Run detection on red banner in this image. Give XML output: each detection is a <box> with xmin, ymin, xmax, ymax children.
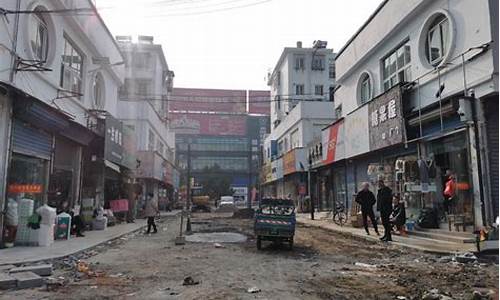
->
<box><xmin>170</xmin><ymin>112</ymin><xmax>247</xmax><ymax>136</ymax></box>
<box><xmin>324</xmin><ymin>121</ymin><xmax>341</xmax><ymax>164</ymax></box>
<box><xmin>248</xmin><ymin>90</ymin><xmax>270</xmax><ymax>115</ymax></box>
<box><xmin>170</xmin><ymin>88</ymin><xmax>246</xmax><ymax>113</ymax></box>
<box><xmin>8</xmin><ymin>184</ymin><xmax>43</xmax><ymax>194</ymax></box>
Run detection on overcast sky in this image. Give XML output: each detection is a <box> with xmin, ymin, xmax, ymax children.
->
<box><xmin>96</xmin><ymin>0</ymin><xmax>382</xmax><ymax>90</ymax></box>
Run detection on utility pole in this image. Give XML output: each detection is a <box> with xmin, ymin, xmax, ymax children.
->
<box><xmin>308</xmin><ymin>154</ymin><xmax>314</xmax><ymax>220</ymax></box>
<box><xmin>186</xmin><ymin>142</ymin><xmax>192</xmax><ymax>233</ymax></box>
<box><xmin>8</xmin><ymin>0</ymin><xmax>21</xmax><ymax>83</ymax></box>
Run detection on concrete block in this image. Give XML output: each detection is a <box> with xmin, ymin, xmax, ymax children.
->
<box><xmin>0</xmin><ymin>273</ymin><xmax>16</xmax><ymax>290</ymax></box>
<box><xmin>10</xmin><ymin>264</ymin><xmax>52</xmax><ymax>276</ymax></box>
<box><xmin>11</xmin><ymin>271</ymin><xmax>45</xmax><ymax>289</ymax></box>
<box><xmin>0</xmin><ymin>265</ymin><xmax>16</xmax><ymax>272</ymax></box>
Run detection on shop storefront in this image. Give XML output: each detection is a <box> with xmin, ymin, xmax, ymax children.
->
<box><xmin>6</xmin><ymin>90</ymin><xmax>70</xmax><ymax>210</ymax></box>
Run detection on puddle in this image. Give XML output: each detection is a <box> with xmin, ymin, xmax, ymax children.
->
<box><xmin>185</xmin><ymin>232</ymin><xmax>247</xmax><ymax>243</ymax></box>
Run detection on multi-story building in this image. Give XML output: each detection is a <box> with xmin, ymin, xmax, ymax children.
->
<box><xmin>116</xmin><ymin>35</ymin><xmax>176</xmax><ymax>209</ymax></box>
<box><xmin>170</xmin><ymin>88</ymin><xmax>270</xmax><ymax>205</ymax></box>
<box><xmin>318</xmin><ymin>0</ymin><xmax>498</xmax><ymax>231</ymax></box>
<box><xmin>262</xmin><ymin>41</ymin><xmax>336</xmax><ymax>206</ymax></box>
<box><xmin>0</xmin><ymin>0</ymin><xmax>134</xmax><ymax>242</ymax></box>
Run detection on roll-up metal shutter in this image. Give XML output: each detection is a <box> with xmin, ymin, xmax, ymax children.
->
<box><xmin>12</xmin><ymin>120</ymin><xmax>52</xmax><ymax>160</ymax></box>
<box><xmin>485</xmin><ymin>100</ymin><xmax>498</xmax><ymax>218</ymax></box>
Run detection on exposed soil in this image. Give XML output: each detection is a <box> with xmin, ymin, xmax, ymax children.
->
<box><xmin>1</xmin><ymin>212</ymin><xmax>497</xmax><ymax>300</ymax></box>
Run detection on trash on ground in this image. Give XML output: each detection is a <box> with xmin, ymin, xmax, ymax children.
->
<box><xmin>454</xmin><ymin>252</ymin><xmax>478</xmax><ymax>264</ymax></box>
<box><xmin>354</xmin><ymin>262</ymin><xmax>377</xmax><ymax>269</ymax></box>
<box><xmin>247</xmin><ymin>286</ymin><xmax>261</xmax><ymax>293</ymax></box>
<box><xmin>214</xmin><ymin>243</ymin><xmax>225</xmax><ymax>248</ymax></box>
<box><xmin>182</xmin><ymin>276</ymin><xmax>200</xmax><ymax>286</ymax></box>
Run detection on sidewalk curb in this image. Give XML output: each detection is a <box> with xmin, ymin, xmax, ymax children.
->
<box><xmin>0</xmin><ymin>212</ymin><xmax>181</xmax><ymax>266</ymax></box>
<box><xmin>297</xmin><ymin>219</ymin><xmax>462</xmax><ymax>255</ymax></box>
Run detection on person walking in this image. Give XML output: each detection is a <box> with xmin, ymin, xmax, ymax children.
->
<box><xmin>377</xmin><ymin>178</ymin><xmax>393</xmax><ymax>242</ymax></box>
<box><xmin>355</xmin><ymin>182</ymin><xmax>379</xmax><ymax>236</ymax></box>
<box><xmin>144</xmin><ymin>193</ymin><xmax>159</xmax><ymax>234</ymax></box>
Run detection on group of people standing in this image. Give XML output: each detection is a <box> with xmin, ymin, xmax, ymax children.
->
<box><xmin>355</xmin><ymin>179</ymin><xmax>406</xmax><ymax>242</ymax></box>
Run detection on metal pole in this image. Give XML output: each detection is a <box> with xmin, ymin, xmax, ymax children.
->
<box><xmin>437</xmin><ymin>68</ymin><xmax>444</xmax><ymax>132</ymax></box>
<box><xmin>186</xmin><ymin>142</ymin><xmax>192</xmax><ymax>233</ymax></box>
<box><xmin>417</xmin><ymin>78</ymin><xmax>423</xmax><ymax>138</ymax></box>
<box><xmin>308</xmin><ymin>160</ymin><xmax>314</xmax><ymax>220</ymax></box>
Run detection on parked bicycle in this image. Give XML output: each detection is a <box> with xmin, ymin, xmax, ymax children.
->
<box><xmin>333</xmin><ymin>200</ymin><xmax>348</xmax><ymax>226</ymax></box>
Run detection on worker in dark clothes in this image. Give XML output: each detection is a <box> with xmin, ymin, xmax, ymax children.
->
<box><xmin>377</xmin><ymin>178</ymin><xmax>393</xmax><ymax>242</ymax></box>
<box><xmin>355</xmin><ymin>182</ymin><xmax>379</xmax><ymax>236</ymax></box>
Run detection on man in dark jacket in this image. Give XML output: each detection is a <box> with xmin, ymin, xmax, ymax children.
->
<box><xmin>377</xmin><ymin>179</ymin><xmax>393</xmax><ymax>242</ymax></box>
<box><xmin>355</xmin><ymin>182</ymin><xmax>379</xmax><ymax>235</ymax></box>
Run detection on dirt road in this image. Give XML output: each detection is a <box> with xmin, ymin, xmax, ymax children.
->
<box><xmin>2</xmin><ymin>213</ymin><xmax>498</xmax><ymax>300</ymax></box>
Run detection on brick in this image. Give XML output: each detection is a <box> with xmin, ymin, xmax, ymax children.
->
<box><xmin>9</xmin><ymin>264</ymin><xmax>52</xmax><ymax>277</ymax></box>
<box><xmin>11</xmin><ymin>271</ymin><xmax>45</xmax><ymax>289</ymax></box>
<box><xmin>0</xmin><ymin>273</ymin><xmax>16</xmax><ymax>290</ymax></box>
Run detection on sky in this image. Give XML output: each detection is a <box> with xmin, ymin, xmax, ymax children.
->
<box><xmin>96</xmin><ymin>0</ymin><xmax>383</xmax><ymax>90</ymax></box>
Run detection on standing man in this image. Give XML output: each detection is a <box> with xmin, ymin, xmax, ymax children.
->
<box><xmin>355</xmin><ymin>182</ymin><xmax>379</xmax><ymax>236</ymax></box>
<box><xmin>144</xmin><ymin>193</ymin><xmax>159</xmax><ymax>234</ymax></box>
<box><xmin>377</xmin><ymin>178</ymin><xmax>393</xmax><ymax>242</ymax></box>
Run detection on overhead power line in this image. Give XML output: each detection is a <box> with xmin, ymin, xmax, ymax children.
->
<box><xmin>118</xmin><ymin>94</ymin><xmax>329</xmax><ymax>103</ymax></box>
<box><xmin>0</xmin><ymin>8</ymin><xmax>95</xmax><ymax>16</ymax></box>
<box><xmin>147</xmin><ymin>0</ymin><xmax>272</xmax><ymax>17</ymax></box>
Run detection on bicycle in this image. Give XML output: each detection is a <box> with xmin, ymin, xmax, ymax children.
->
<box><xmin>333</xmin><ymin>200</ymin><xmax>348</xmax><ymax>226</ymax></box>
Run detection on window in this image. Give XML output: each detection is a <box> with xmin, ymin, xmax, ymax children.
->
<box><xmin>329</xmin><ymin>86</ymin><xmax>335</xmax><ymax>102</ymax></box>
<box><xmin>148</xmin><ymin>129</ymin><xmax>155</xmax><ymax>151</ymax></box>
<box><xmin>30</xmin><ymin>8</ymin><xmax>49</xmax><ymax>62</ymax></box>
<box><xmin>278</xmin><ymin>141</ymin><xmax>284</xmax><ymax>155</ymax></box>
<box><xmin>329</xmin><ymin>61</ymin><xmax>335</xmax><ymax>78</ymax></box>
<box><xmin>359</xmin><ymin>74</ymin><xmax>371</xmax><ymax>104</ymax></box>
<box><xmin>92</xmin><ymin>73</ymin><xmax>104</xmax><ymax>109</ymax></box>
<box><xmin>295</xmin><ymin>84</ymin><xmax>304</xmax><ymax>95</ymax></box>
<box><xmin>314</xmin><ymin>85</ymin><xmax>323</xmax><ymax>96</ymax></box>
<box><xmin>382</xmin><ymin>42</ymin><xmax>411</xmax><ymax>91</ymax></box>
<box><xmin>335</xmin><ymin>105</ymin><xmax>342</xmax><ymax>119</ymax></box>
<box><xmin>426</xmin><ymin>15</ymin><xmax>450</xmax><ymax>65</ymax></box>
<box><xmin>119</xmin><ymin>78</ymin><xmax>132</xmax><ymax>98</ymax></box>
<box><xmin>294</xmin><ymin>55</ymin><xmax>305</xmax><ymax>70</ymax></box>
<box><xmin>312</xmin><ymin>55</ymin><xmax>325</xmax><ymax>70</ymax></box>
<box><xmin>158</xmin><ymin>141</ymin><xmax>164</xmax><ymax>155</ymax></box>
<box><xmin>133</xmin><ymin>52</ymin><xmax>151</xmax><ymax>68</ymax></box>
<box><xmin>290</xmin><ymin>129</ymin><xmax>299</xmax><ymax>149</ymax></box>
<box><xmin>136</xmin><ymin>79</ymin><xmax>151</xmax><ymax>95</ymax></box>
<box><xmin>60</xmin><ymin>37</ymin><xmax>83</xmax><ymax>96</ymax></box>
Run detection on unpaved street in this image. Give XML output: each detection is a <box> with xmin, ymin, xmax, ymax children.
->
<box><xmin>2</xmin><ymin>213</ymin><xmax>498</xmax><ymax>300</ymax></box>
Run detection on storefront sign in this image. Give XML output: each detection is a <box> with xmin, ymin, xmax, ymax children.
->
<box><xmin>322</xmin><ymin>119</ymin><xmax>345</xmax><ymax>164</ymax></box>
<box><xmin>104</xmin><ymin>116</ymin><xmax>124</xmax><ymax>166</ymax></box>
<box><xmin>368</xmin><ymin>86</ymin><xmax>404</xmax><ymax>151</ymax></box>
<box><xmin>283</xmin><ymin>150</ymin><xmax>296</xmax><ymax>175</ymax></box>
<box><xmin>8</xmin><ymin>184</ymin><xmax>43</xmax><ymax>194</ymax></box>
<box><xmin>261</xmin><ymin>163</ymin><xmax>272</xmax><ymax>183</ymax></box>
<box><xmin>345</xmin><ymin>105</ymin><xmax>370</xmax><ymax>157</ymax></box>
<box><xmin>170</xmin><ymin>113</ymin><xmax>247</xmax><ymax>136</ymax></box>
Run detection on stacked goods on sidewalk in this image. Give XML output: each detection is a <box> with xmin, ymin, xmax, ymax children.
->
<box><xmin>16</xmin><ymin>199</ymin><xmax>35</xmax><ymax>246</ymax></box>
